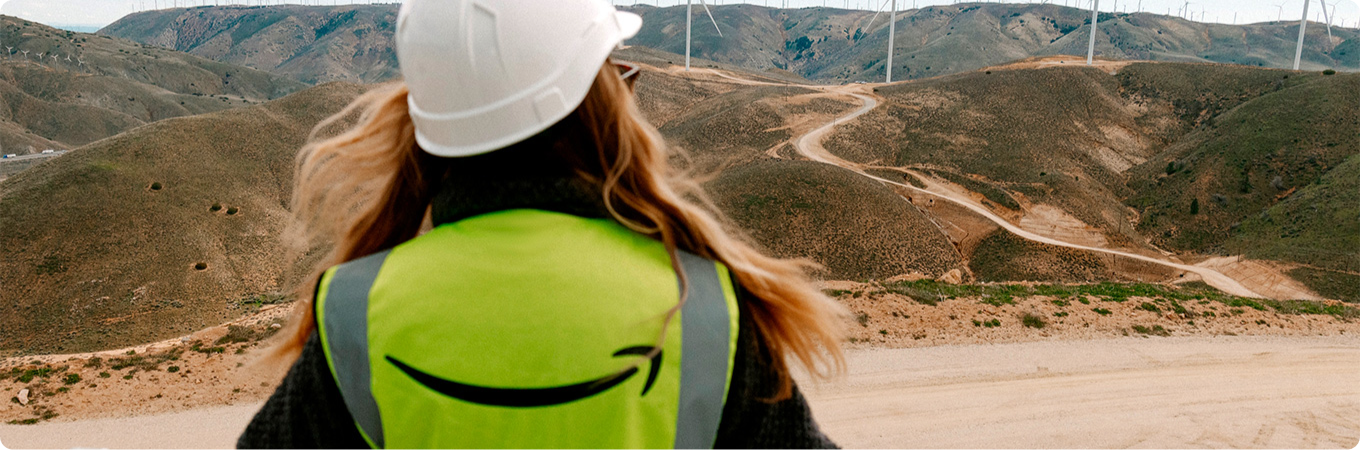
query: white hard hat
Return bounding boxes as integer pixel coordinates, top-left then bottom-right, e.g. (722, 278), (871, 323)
(396, 0), (643, 157)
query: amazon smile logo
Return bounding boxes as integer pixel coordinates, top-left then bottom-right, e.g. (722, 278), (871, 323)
(385, 346), (663, 408)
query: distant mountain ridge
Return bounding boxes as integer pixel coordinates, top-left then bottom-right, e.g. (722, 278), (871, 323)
(0, 15), (305, 155)
(100, 5), (398, 84)
(100, 3), (1358, 84)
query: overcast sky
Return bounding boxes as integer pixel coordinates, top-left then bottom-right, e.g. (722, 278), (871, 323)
(2, 0), (1356, 30)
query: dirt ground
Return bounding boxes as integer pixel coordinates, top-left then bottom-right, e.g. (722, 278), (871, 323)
(800, 335), (1360, 449)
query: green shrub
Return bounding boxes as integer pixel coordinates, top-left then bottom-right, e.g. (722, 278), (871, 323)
(1322, 69), (1336, 75)
(855, 312), (870, 327)
(98, 372), (110, 378)
(167, 366), (180, 373)
(1092, 307), (1112, 316)
(1138, 302), (1161, 313)
(1021, 313), (1046, 329)
(62, 373), (81, 385)
(1190, 198), (1200, 215)
(1132, 325), (1170, 336)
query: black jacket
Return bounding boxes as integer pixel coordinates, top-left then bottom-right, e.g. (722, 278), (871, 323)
(237, 172), (837, 449)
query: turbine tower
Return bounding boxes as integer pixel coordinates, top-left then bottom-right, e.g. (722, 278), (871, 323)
(863, 0), (897, 82)
(684, 0), (722, 71)
(1087, 0), (1100, 65)
(887, 0), (896, 82)
(1292, 0), (1310, 69)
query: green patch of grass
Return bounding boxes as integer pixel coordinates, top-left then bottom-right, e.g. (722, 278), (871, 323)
(1131, 325), (1170, 336)
(167, 366), (180, 373)
(98, 372), (110, 378)
(62, 374), (81, 385)
(974, 318), (1002, 328)
(1021, 313), (1046, 329)
(215, 325), (260, 345)
(191, 343), (226, 354)
(1138, 302), (1161, 313)
(1092, 307), (1113, 316)
(108, 348), (182, 372)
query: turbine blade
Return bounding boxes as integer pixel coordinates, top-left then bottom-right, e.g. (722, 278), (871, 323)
(698, 0), (722, 37)
(865, 0), (892, 31)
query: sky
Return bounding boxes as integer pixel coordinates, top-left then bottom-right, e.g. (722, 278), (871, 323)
(0, 0), (1356, 30)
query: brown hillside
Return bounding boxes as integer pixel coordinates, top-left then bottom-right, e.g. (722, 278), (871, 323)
(0, 15), (306, 155)
(0, 82), (365, 355)
(710, 159), (965, 281)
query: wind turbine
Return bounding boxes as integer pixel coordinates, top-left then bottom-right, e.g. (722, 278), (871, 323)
(1318, 0), (1334, 48)
(1276, 1), (1286, 21)
(1292, 0), (1310, 69)
(1087, 0), (1100, 64)
(887, 0), (896, 82)
(683, 0), (722, 71)
(20, 50), (28, 60)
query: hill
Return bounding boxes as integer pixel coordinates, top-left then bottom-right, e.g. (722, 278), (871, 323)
(710, 159), (965, 280)
(823, 61), (1356, 290)
(99, 5), (398, 84)
(101, 3), (1358, 84)
(0, 82), (365, 355)
(0, 15), (305, 156)
(0, 55), (964, 354)
(1125, 69), (1358, 261)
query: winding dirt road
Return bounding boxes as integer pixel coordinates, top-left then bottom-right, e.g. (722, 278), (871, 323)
(787, 88), (1265, 299)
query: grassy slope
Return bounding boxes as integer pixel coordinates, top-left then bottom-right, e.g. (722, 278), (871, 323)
(1126, 72), (1359, 257)
(1226, 153), (1360, 301)
(0, 83), (365, 355)
(710, 159), (964, 281)
(0, 15), (305, 154)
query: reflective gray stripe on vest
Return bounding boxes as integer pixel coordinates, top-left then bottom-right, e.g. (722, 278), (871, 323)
(322, 249), (390, 449)
(322, 248), (731, 449)
(673, 250), (732, 449)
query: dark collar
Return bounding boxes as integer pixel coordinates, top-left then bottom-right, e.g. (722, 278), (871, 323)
(429, 174), (612, 226)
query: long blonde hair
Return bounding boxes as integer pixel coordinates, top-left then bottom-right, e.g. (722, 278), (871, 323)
(282, 62), (846, 398)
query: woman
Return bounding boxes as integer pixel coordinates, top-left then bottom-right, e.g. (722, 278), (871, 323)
(239, 0), (846, 448)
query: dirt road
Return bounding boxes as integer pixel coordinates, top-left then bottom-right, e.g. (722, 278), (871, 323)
(4, 337), (1356, 449)
(788, 87), (1265, 299)
(0, 402), (261, 449)
(801, 335), (1360, 448)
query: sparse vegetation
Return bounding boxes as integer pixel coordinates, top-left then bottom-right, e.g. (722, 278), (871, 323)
(1021, 313), (1046, 329)
(1132, 325), (1170, 336)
